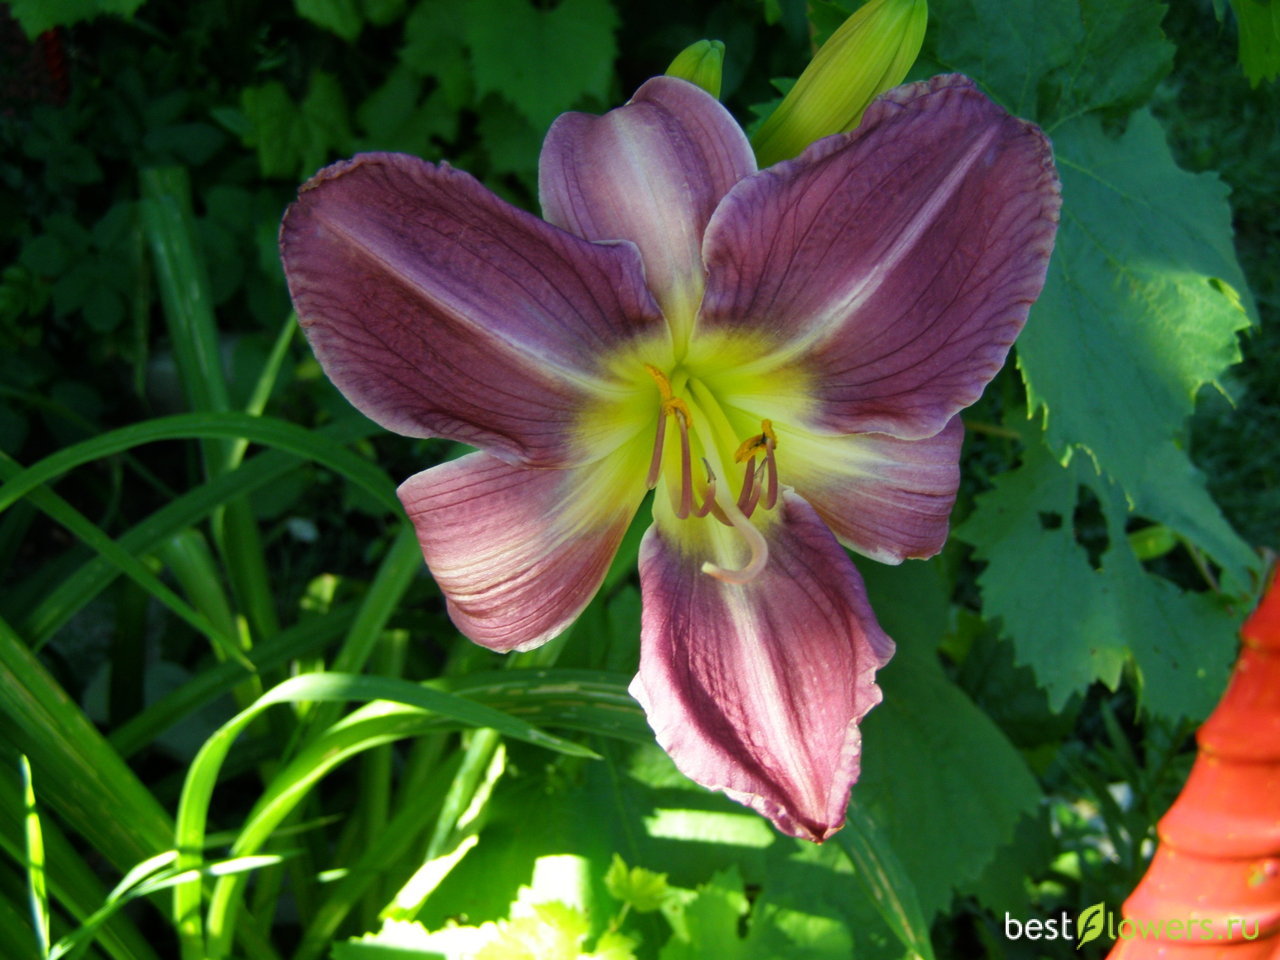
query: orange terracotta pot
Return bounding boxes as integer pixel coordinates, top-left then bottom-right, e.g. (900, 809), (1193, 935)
(1107, 570), (1280, 959)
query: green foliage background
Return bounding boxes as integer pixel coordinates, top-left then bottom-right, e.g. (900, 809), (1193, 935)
(0, 0), (1275, 957)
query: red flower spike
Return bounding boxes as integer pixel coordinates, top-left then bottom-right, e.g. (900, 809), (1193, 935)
(1109, 570), (1280, 958)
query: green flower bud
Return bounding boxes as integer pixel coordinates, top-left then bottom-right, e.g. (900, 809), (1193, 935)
(665, 39), (726, 99)
(752, 0), (927, 167)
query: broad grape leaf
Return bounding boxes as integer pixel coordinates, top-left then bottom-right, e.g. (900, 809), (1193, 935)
(661, 865), (854, 960)
(1231, 0), (1280, 86)
(956, 433), (1238, 721)
(660, 869), (748, 960)
(401, 0), (473, 111)
(1088, 464), (1239, 719)
(953, 439), (1128, 707)
(462, 0), (619, 132)
(604, 855), (669, 913)
(926, 0), (1079, 117)
(1017, 110), (1254, 548)
(8, 0), (143, 37)
(240, 73), (352, 180)
(929, 0), (1173, 123)
(294, 0), (361, 40)
(853, 559), (1040, 919)
(1040, 0), (1172, 120)
(360, 0), (404, 26)
(1122, 440), (1259, 592)
(355, 66), (459, 157)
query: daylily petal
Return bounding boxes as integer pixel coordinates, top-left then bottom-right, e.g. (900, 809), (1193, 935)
(781, 417), (964, 563)
(631, 491), (894, 841)
(399, 450), (647, 652)
(540, 77), (756, 348)
(697, 74), (1060, 440)
(282, 152), (664, 467)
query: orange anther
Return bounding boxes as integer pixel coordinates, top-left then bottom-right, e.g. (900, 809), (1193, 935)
(733, 419), (778, 463)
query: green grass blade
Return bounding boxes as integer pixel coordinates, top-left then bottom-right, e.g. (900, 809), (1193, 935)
(215, 491), (280, 646)
(18, 455), (289, 645)
(0, 616), (172, 873)
(299, 526), (424, 740)
(229, 313), (298, 470)
(0, 455), (247, 665)
(19, 756), (49, 958)
(143, 166), (292, 646)
(108, 604), (357, 760)
(173, 673), (596, 959)
(437, 669), (650, 742)
(0, 766), (160, 960)
(208, 709), (502, 957)
(0, 412), (398, 517)
(420, 729), (501, 867)
(293, 752), (459, 960)
(330, 528), (422, 677)
(0, 889), (41, 960)
(139, 167), (230, 431)
(22, 419), (378, 648)
(48, 855), (287, 960)
(156, 529), (248, 662)
(835, 798), (936, 960)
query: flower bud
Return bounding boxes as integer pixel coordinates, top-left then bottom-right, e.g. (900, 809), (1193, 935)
(752, 0), (927, 167)
(665, 39), (726, 99)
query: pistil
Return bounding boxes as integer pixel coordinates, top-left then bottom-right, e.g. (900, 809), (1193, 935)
(701, 494), (769, 584)
(733, 419), (778, 516)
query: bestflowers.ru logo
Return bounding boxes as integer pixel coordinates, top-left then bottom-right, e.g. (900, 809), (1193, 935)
(1003, 903), (1261, 948)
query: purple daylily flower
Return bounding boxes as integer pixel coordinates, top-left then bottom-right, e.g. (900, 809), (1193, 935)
(280, 73), (1060, 841)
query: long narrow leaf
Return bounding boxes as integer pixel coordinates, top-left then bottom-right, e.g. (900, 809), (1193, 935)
(230, 314), (298, 470)
(0, 456), (247, 665)
(836, 798), (936, 960)
(108, 605), (357, 759)
(48, 854), (288, 960)
(0, 766), (160, 960)
(299, 527), (424, 742)
(0, 412), (399, 517)
(22, 419), (378, 647)
(436, 669), (650, 743)
(143, 163), (282, 670)
(205, 713), (492, 956)
(0, 616), (172, 872)
(0, 890), (41, 960)
(139, 167), (230, 452)
(172, 673), (596, 959)
(19, 756), (49, 959)
(294, 751), (460, 960)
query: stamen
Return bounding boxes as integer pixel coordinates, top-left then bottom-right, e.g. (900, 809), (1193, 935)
(673, 405), (694, 519)
(738, 460), (766, 517)
(645, 364), (696, 512)
(760, 419), (779, 510)
(645, 407), (667, 489)
(732, 419), (778, 515)
(736, 452), (756, 514)
(701, 496), (769, 584)
(692, 458), (719, 518)
(733, 433), (767, 463)
(644, 363), (675, 402)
